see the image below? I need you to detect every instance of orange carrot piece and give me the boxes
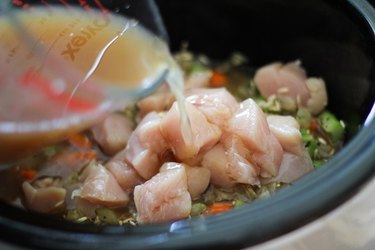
[21,169,37,181]
[309,119,320,132]
[209,71,228,87]
[67,133,92,149]
[205,202,234,215]
[72,151,97,161]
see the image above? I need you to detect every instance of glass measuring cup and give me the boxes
[0,0,171,164]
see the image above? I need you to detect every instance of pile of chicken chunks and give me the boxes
[22,61,327,224]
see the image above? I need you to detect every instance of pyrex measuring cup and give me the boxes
[0,0,171,164]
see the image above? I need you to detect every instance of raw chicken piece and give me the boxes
[106,159,144,192]
[134,165,191,224]
[22,178,66,214]
[160,162,210,199]
[185,88,239,128]
[202,135,260,188]
[184,71,212,89]
[124,112,169,180]
[254,61,311,110]
[227,98,283,177]
[263,152,314,184]
[227,98,272,153]
[267,115,305,156]
[91,113,134,156]
[305,77,328,115]
[185,165,211,199]
[252,134,283,178]
[137,84,175,115]
[160,101,222,161]
[73,163,129,207]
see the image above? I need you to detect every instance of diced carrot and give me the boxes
[209,71,228,87]
[67,133,92,149]
[21,169,37,181]
[309,119,320,132]
[73,151,97,161]
[205,202,234,215]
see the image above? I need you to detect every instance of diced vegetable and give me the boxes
[209,71,228,87]
[95,208,119,225]
[301,128,318,159]
[67,133,92,149]
[234,199,246,208]
[188,62,209,74]
[20,169,37,181]
[190,203,207,216]
[319,111,345,143]
[65,210,86,223]
[205,202,234,215]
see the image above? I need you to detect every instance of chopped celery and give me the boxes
[187,62,209,74]
[95,208,119,225]
[319,111,345,143]
[234,199,246,208]
[191,203,207,216]
[65,209,86,223]
[301,128,317,158]
[313,160,325,168]
[43,145,63,157]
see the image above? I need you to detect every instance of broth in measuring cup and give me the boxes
[0,7,179,163]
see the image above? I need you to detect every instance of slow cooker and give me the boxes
[0,0,375,249]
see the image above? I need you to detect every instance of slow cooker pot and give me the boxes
[0,0,375,249]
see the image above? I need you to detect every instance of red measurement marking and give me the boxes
[21,69,97,112]
[58,0,71,8]
[40,0,51,8]
[94,0,109,14]
[79,0,92,12]
[12,0,24,7]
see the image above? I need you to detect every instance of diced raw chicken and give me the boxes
[185,165,211,199]
[134,165,191,224]
[160,101,222,161]
[306,77,328,115]
[185,88,239,128]
[137,84,175,115]
[91,113,134,156]
[254,61,311,110]
[184,71,212,89]
[252,134,284,178]
[263,152,314,184]
[22,180,66,214]
[106,159,144,192]
[124,112,169,180]
[73,163,129,207]
[202,135,260,188]
[227,99,283,177]
[267,115,305,156]
[160,162,210,199]
[227,98,272,153]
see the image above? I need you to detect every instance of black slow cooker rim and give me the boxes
[1,0,375,249]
